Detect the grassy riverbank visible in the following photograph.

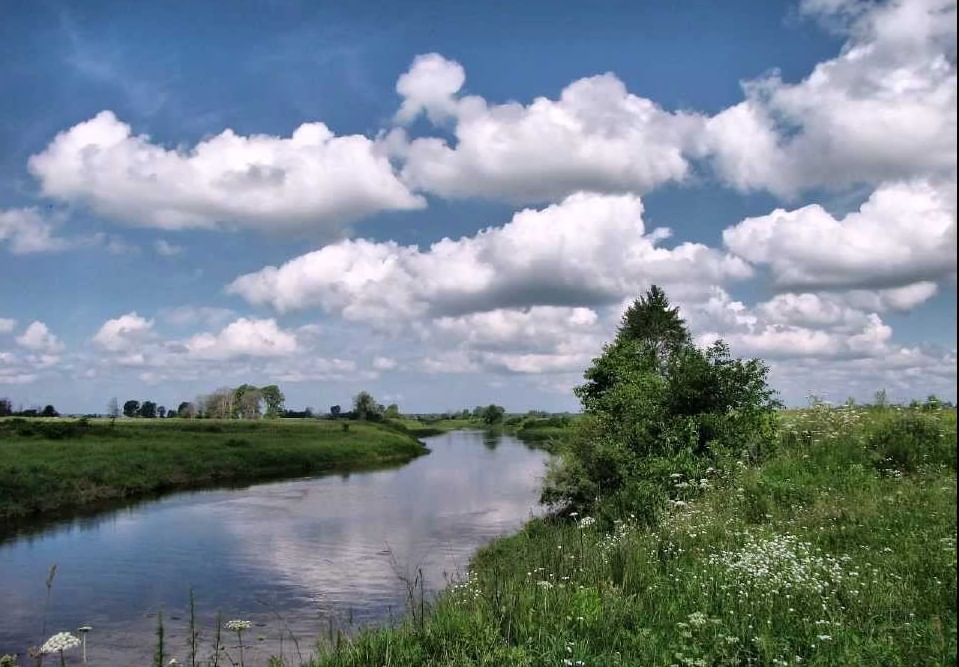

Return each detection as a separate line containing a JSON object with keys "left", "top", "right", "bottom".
{"left": 0, "top": 417, "right": 427, "bottom": 528}
{"left": 310, "top": 405, "right": 957, "bottom": 666}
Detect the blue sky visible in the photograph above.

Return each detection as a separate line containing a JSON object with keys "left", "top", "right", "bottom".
{"left": 1, "top": 0, "right": 956, "bottom": 413}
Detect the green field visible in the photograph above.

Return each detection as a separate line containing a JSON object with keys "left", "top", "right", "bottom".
{"left": 0, "top": 417, "right": 427, "bottom": 529}
{"left": 310, "top": 405, "right": 957, "bottom": 666}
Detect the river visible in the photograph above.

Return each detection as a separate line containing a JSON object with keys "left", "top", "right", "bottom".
{"left": 0, "top": 429, "right": 549, "bottom": 664}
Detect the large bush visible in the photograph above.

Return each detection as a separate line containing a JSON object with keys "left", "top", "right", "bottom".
{"left": 542, "top": 286, "right": 779, "bottom": 520}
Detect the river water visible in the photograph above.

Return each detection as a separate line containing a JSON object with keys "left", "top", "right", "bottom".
{"left": 0, "top": 430, "right": 549, "bottom": 664}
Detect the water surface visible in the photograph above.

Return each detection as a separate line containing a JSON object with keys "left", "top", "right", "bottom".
{"left": 0, "top": 430, "right": 548, "bottom": 664}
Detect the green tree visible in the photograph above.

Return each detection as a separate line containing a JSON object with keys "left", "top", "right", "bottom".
{"left": 353, "top": 391, "right": 384, "bottom": 421}
{"left": 543, "top": 286, "right": 779, "bottom": 520}
{"left": 385, "top": 403, "right": 401, "bottom": 418}
{"left": 480, "top": 404, "right": 506, "bottom": 425}
{"left": 140, "top": 401, "right": 157, "bottom": 418}
{"left": 232, "top": 384, "right": 263, "bottom": 419}
{"left": 261, "top": 385, "right": 285, "bottom": 418}
{"left": 123, "top": 400, "right": 140, "bottom": 418}
{"left": 41, "top": 404, "right": 58, "bottom": 418}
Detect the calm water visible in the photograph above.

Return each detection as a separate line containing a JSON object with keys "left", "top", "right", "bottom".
{"left": 0, "top": 430, "right": 548, "bottom": 664}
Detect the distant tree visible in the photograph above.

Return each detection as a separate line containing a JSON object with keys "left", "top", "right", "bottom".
{"left": 480, "top": 404, "right": 506, "bottom": 425}
{"left": 140, "top": 401, "right": 157, "bottom": 418}
{"left": 874, "top": 388, "right": 889, "bottom": 408}
{"left": 471, "top": 406, "right": 484, "bottom": 419}
{"left": 107, "top": 397, "right": 120, "bottom": 426}
{"left": 177, "top": 401, "right": 196, "bottom": 418}
{"left": 330, "top": 405, "right": 342, "bottom": 419}
{"left": 259, "top": 384, "right": 285, "bottom": 418}
{"left": 353, "top": 391, "right": 384, "bottom": 421}
{"left": 232, "top": 384, "right": 263, "bottom": 419}
{"left": 200, "top": 388, "right": 234, "bottom": 419}
{"left": 0, "top": 398, "right": 12, "bottom": 417}
{"left": 41, "top": 404, "right": 59, "bottom": 418}
{"left": 385, "top": 403, "right": 400, "bottom": 419}
{"left": 157, "top": 405, "right": 167, "bottom": 418}
{"left": 123, "top": 400, "right": 140, "bottom": 418}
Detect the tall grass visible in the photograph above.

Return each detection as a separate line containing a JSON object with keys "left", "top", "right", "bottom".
{"left": 308, "top": 405, "right": 957, "bottom": 666}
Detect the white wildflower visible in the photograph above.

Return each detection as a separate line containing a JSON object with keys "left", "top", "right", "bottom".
{"left": 224, "top": 619, "right": 252, "bottom": 632}
{"left": 40, "top": 632, "right": 81, "bottom": 655}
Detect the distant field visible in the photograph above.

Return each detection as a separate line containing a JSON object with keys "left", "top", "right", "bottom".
{"left": 0, "top": 417, "right": 427, "bottom": 529}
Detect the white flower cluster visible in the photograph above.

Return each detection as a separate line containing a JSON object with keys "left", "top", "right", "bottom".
{"left": 40, "top": 632, "right": 81, "bottom": 654}
{"left": 707, "top": 533, "right": 849, "bottom": 596}
{"left": 224, "top": 619, "right": 252, "bottom": 632}
{"left": 578, "top": 516, "right": 596, "bottom": 529}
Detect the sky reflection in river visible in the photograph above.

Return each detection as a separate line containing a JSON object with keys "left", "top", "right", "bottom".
{"left": 0, "top": 430, "right": 548, "bottom": 664}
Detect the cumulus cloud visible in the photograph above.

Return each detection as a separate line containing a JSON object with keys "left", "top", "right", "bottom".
{"left": 703, "top": 0, "right": 957, "bottom": 195}
{"left": 723, "top": 180, "right": 957, "bottom": 290}
{"left": 92, "top": 312, "right": 155, "bottom": 351}
{"left": 28, "top": 111, "right": 425, "bottom": 233}
{"left": 228, "top": 192, "right": 751, "bottom": 324}
{"left": 0, "top": 208, "right": 71, "bottom": 254}
{"left": 183, "top": 318, "right": 298, "bottom": 360}
{"left": 16, "top": 321, "right": 64, "bottom": 353}
{"left": 392, "top": 54, "right": 704, "bottom": 202}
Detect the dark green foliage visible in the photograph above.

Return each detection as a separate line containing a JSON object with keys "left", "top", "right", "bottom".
{"left": 480, "top": 404, "right": 505, "bottom": 425}
{"left": 353, "top": 391, "right": 385, "bottom": 421}
{"left": 867, "top": 411, "right": 953, "bottom": 471}
{"left": 123, "top": 400, "right": 140, "bottom": 418}
{"left": 544, "top": 286, "right": 779, "bottom": 518}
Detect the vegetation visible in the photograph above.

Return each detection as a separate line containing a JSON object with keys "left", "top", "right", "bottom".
{"left": 0, "top": 417, "right": 427, "bottom": 528}
{"left": 304, "top": 286, "right": 956, "bottom": 666}
{"left": 305, "top": 403, "right": 956, "bottom": 667}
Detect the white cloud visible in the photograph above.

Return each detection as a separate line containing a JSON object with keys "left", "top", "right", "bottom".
{"left": 723, "top": 180, "right": 956, "bottom": 290}
{"left": 28, "top": 110, "right": 425, "bottom": 233}
{"left": 372, "top": 356, "right": 398, "bottom": 371}
{"left": 92, "top": 312, "right": 155, "bottom": 351}
{"left": 183, "top": 318, "right": 298, "bottom": 360}
{"left": 393, "top": 54, "right": 703, "bottom": 202}
{"left": 0, "top": 318, "right": 15, "bottom": 334}
{"left": 154, "top": 239, "right": 183, "bottom": 256}
{"left": 15, "top": 321, "right": 64, "bottom": 353}
{"left": 703, "top": 0, "right": 957, "bottom": 195}
{"left": 0, "top": 208, "right": 70, "bottom": 254}
{"left": 228, "top": 192, "right": 751, "bottom": 324}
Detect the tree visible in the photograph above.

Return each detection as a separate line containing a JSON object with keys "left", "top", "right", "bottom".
{"left": 543, "top": 286, "right": 779, "bottom": 519}
{"left": 233, "top": 384, "right": 263, "bottom": 419}
{"left": 330, "top": 405, "right": 342, "bottom": 419}
{"left": 1, "top": 398, "right": 13, "bottom": 417}
{"left": 41, "top": 404, "right": 59, "bottom": 418}
{"left": 201, "top": 388, "right": 233, "bottom": 419}
{"left": 353, "top": 391, "right": 384, "bottom": 421}
{"left": 261, "top": 385, "right": 285, "bottom": 418}
{"left": 157, "top": 405, "right": 167, "bottom": 418}
{"left": 140, "top": 401, "right": 157, "bottom": 418}
{"left": 107, "top": 397, "right": 120, "bottom": 426}
{"left": 385, "top": 403, "right": 401, "bottom": 419}
{"left": 123, "top": 400, "right": 140, "bottom": 418}
{"left": 480, "top": 404, "right": 506, "bottom": 425}
{"left": 177, "top": 401, "right": 196, "bottom": 418}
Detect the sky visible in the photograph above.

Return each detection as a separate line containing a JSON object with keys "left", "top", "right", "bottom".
{"left": 0, "top": 0, "right": 956, "bottom": 414}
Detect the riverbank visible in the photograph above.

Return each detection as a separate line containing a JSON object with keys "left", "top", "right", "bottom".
{"left": 310, "top": 405, "right": 957, "bottom": 666}
{"left": 0, "top": 418, "right": 428, "bottom": 530}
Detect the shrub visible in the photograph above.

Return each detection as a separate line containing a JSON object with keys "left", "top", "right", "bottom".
{"left": 867, "top": 411, "right": 953, "bottom": 471}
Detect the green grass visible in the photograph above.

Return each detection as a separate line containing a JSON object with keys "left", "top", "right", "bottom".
{"left": 387, "top": 417, "right": 476, "bottom": 438}
{"left": 0, "top": 417, "right": 427, "bottom": 529}
{"left": 308, "top": 406, "right": 957, "bottom": 666}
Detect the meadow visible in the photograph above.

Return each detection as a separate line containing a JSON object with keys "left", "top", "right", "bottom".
{"left": 308, "top": 404, "right": 957, "bottom": 666}
{"left": 0, "top": 417, "right": 427, "bottom": 530}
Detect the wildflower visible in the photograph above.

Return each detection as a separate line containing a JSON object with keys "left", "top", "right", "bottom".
{"left": 224, "top": 619, "right": 252, "bottom": 632}
{"left": 578, "top": 516, "right": 596, "bottom": 529}
{"left": 817, "top": 635, "right": 832, "bottom": 641}
{"left": 40, "top": 632, "right": 81, "bottom": 655}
